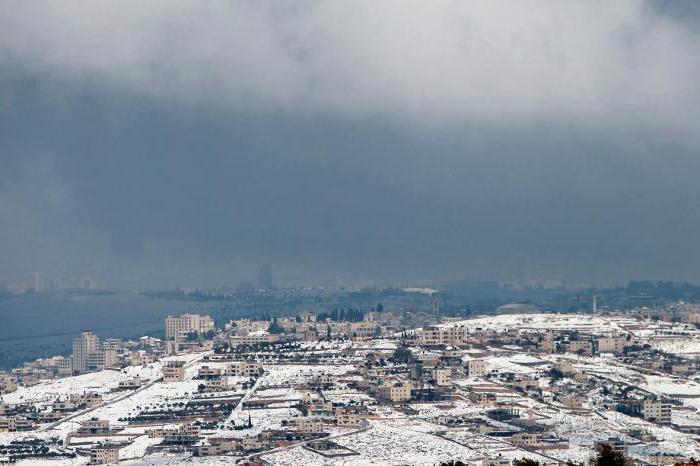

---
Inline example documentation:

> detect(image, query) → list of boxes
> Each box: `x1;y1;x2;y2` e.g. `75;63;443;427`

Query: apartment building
19;356;73;379
229;333;280;346
511;432;540;448
85;349;118;372
162;360;186;382
432;368;452;386
466;358;488;377
165;314;215;339
147;426;180;438
595;437;627;455
89;444;121;464
559;394;584;409
0;416;34;432
202;377;231;392
70;392;103;408
415;325;469;346
643;399;672;424
0;374;17;394
72;331;100;374
568;339;593;355
291;417;326;434
597;336;628;354
376;381;412;402
79;418;110;434
197;366;222;378
225;360;264;377
649;453;688;465
117;377;148;390
129;350;156;366
52;356;73;377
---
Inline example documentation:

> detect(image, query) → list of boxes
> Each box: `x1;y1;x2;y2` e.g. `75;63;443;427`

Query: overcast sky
1;0;700;289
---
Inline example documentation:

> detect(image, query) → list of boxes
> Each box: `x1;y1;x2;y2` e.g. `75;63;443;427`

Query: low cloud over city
1;0;700;287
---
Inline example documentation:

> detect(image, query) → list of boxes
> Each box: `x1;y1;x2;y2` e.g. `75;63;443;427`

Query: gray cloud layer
1;1;699;288
2;1;699;133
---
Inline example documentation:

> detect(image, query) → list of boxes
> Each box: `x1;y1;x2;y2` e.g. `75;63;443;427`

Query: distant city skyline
1;266;650;293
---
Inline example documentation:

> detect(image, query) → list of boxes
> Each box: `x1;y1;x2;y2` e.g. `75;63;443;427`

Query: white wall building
165;314;215;339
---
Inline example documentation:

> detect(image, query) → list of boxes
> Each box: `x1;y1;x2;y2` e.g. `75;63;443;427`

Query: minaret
592;295;597;313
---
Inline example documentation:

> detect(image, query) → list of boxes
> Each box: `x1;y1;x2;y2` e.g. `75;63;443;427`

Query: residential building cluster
1;309;700;465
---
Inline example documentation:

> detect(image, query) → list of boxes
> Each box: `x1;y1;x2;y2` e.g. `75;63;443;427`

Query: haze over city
2;1;700;290
4;3;700;466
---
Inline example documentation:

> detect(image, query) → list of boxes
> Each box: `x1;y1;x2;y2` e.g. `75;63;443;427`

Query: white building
643;399;672;424
72;331;100;374
165;314;215;339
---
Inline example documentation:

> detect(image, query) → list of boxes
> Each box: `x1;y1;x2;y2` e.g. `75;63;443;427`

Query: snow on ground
484;354;547;375
121;454;238;465
2;365;161;405
647;337;700;356
605;410;700;461
264;418;483;466
544;411;631;447
311;340;354;351
250;387;300;401
323;389;375;404
3;353;206;408
439;313;632;334
68;379;201;429
540;409;700;463
641;375;700;396
120;435;162;461
356;339;398;351
410;400;484;419
260;364;356;387
543;444;596;464
15;457;89;466
0;429;67;447
216;407;301;438
443;429;551;463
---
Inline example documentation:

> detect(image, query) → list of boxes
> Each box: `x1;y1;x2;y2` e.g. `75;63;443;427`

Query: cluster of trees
185;329;216;341
320;307;365;322
624;280;700;299
0;439;75;460
214;340;302;354
267;318;285;334
268;305;385;333
547;367;565;380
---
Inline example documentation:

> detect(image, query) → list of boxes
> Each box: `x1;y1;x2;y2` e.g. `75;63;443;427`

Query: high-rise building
257;264;273;290
165;314;215;339
32;272;43;292
72;331;100;374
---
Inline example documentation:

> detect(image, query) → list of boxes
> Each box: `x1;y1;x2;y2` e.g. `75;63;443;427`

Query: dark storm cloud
2;1;700;132
1;1;699;288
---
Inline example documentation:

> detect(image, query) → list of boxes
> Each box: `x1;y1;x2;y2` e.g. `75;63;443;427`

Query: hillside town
0;306;700;465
